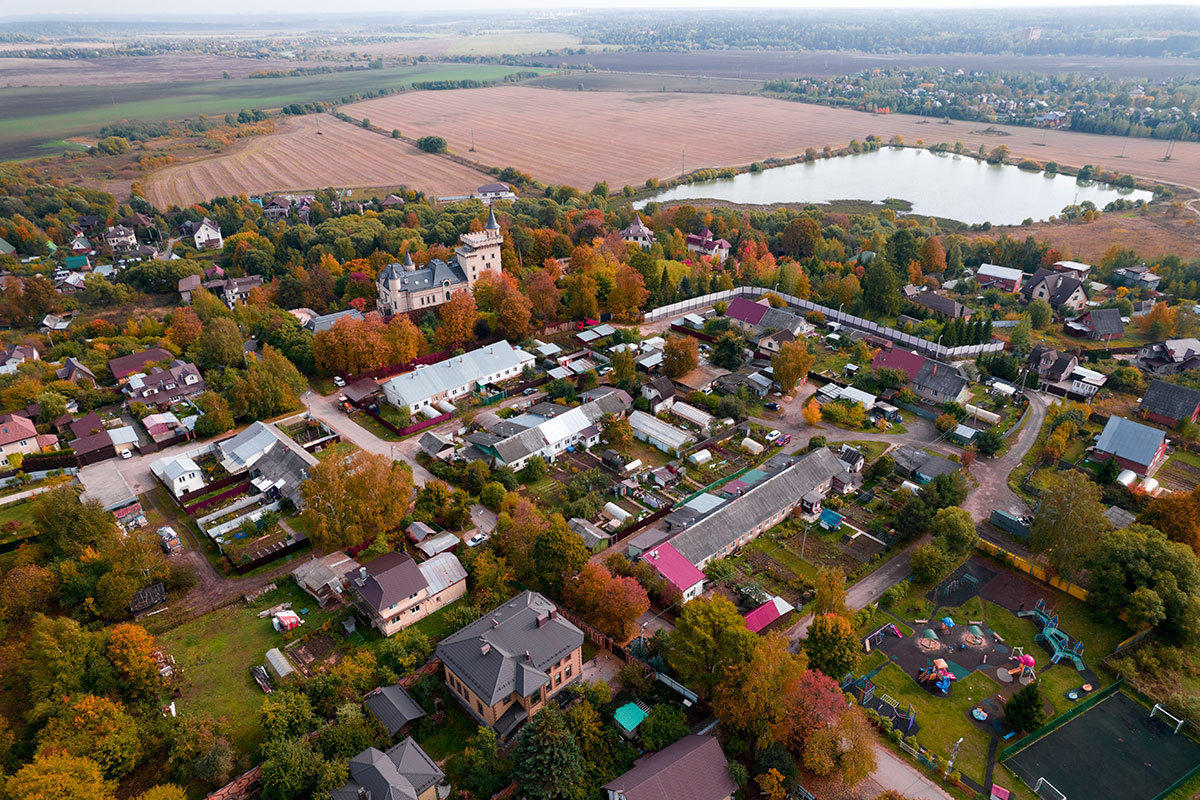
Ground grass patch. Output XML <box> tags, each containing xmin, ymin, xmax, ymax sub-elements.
<box><xmin>415</xmin><ymin>698</ymin><xmax>478</xmax><ymax>761</ymax></box>
<box><xmin>412</xmin><ymin>597</ymin><xmax>469</xmax><ymax>644</ymax></box>
<box><xmin>840</xmin><ymin>439</ymin><xmax>889</xmax><ymax>463</ymax></box>
<box><xmin>0</xmin><ymin>498</ymin><xmax>37</xmax><ymax>541</ymax></box>
<box><xmin>347</xmin><ymin>410</ymin><xmax>403</xmax><ymax>441</ymax></box>
<box><xmin>871</xmin><ymin>662</ymin><xmax>1000</xmax><ymax>789</ymax></box>
<box><xmin>314</xmin><ymin>440</ymin><xmax>359</xmax><ymax>462</ymax></box>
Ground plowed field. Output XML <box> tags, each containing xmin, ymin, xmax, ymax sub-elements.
<box><xmin>344</xmin><ymin>86</ymin><xmax>1200</xmax><ymax>192</ymax></box>
<box><xmin>144</xmin><ymin>114</ymin><xmax>490</xmax><ymax>208</ymax></box>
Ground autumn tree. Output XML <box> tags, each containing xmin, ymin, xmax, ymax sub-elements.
<box><xmin>106</xmin><ymin>624</ymin><xmax>161</xmax><ymax>699</ymax></box>
<box><xmin>260</xmin><ymin>690</ymin><xmax>319</xmax><ymax>743</ymax></box>
<box><xmin>385</xmin><ymin>315</ymin><xmax>425</xmax><ymax>365</ymax></box>
<box><xmin>533</xmin><ymin>516</ymin><xmax>591</xmax><ymax>597</ymax></box>
<box><xmin>713</xmin><ymin>633</ymin><xmax>808</xmax><ymax>749</ymax></box>
<box><xmin>524</xmin><ymin>270</ymin><xmax>562</xmax><ymax>322</ymax></box>
<box><xmin>668</xmin><ymin>594</ymin><xmax>758</xmax><ymax>697</ymax></box>
<box><xmin>609</xmin><ymin>263</ymin><xmax>649</xmax><ymax>321</ymax></box>
<box><xmin>437</xmin><ymin>290</ymin><xmax>478</xmax><ymax>349</ymax></box>
<box><xmin>919</xmin><ymin>236</ymin><xmax>946</xmax><ymax>274</ymax></box>
<box><xmin>38</xmin><ymin>694</ymin><xmax>142</xmax><ymax>778</ymax></box>
<box><xmin>6</xmin><ymin>752</ymin><xmax>115</xmax><ymax>800</ymax></box>
<box><xmin>1031</xmin><ymin>470</ymin><xmax>1107</xmax><ymax>578</ymax></box>
<box><xmin>805</xmin><ymin>613</ymin><xmax>860</xmax><ymax>678</ymax></box>
<box><xmin>811</xmin><ymin>568</ymin><xmax>847</xmax><ymax>617</ymax></box>
<box><xmin>1</xmin><ymin>563</ymin><xmax>56</xmax><ymax>620</ymax></box>
<box><xmin>1138</xmin><ymin>302</ymin><xmax>1177</xmax><ymax>340</ymax></box>
<box><xmin>193</xmin><ymin>391</ymin><xmax>235</xmax><ymax>438</ymax></box>
<box><xmin>167</xmin><ymin>307</ymin><xmax>203</xmax><ymax>349</ymax></box>
<box><xmin>781</xmin><ymin>217</ymin><xmax>822</xmax><ymax>260</ymax></box>
<box><xmin>565</xmin><ymin>563</ymin><xmax>650</xmax><ymax>640</ymax></box>
<box><xmin>801</xmin><ymin>705</ymin><xmax>876</xmax><ymax>786</ymax></box>
<box><xmin>600</xmin><ymin>413</ymin><xmax>634</xmax><ymax>450</ymax></box>
<box><xmin>772</xmin><ymin>339</ymin><xmax>814</xmax><ymax>394</ymax></box>
<box><xmin>228</xmin><ymin>345</ymin><xmax>307</xmax><ymax>421</ymax></box>
<box><xmin>662</xmin><ymin>335</ymin><xmax>698</xmax><ymax>380</ymax></box>
<box><xmin>1139</xmin><ymin>486</ymin><xmax>1200</xmax><ymax>555</ymax></box>
<box><xmin>33</xmin><ymin>486</ymin><xmax>117</xmax><ymax>556</ymax></box>
<box><xmin>498</xmin><ymin>279</ymin><xmax>533</xmax><ymax>339</ymax></box>
<box><xmin>803</xmin><ymin>397</ymin><xmax>822</xmax><ymax>426</ymax></box>
<box><xmin>610</xmin><ymin>347</ymin><xmax>637</xmax><ymax>389</ymax></box>
<box><xmin>194</xmin><ymin>316</ymin><xmax>244</xmax><ymax>368</ymax></box>
<box><xmin>300</xmin><ymin>451</ymin><xmax>414</xmax><ymax>551</ymax></box>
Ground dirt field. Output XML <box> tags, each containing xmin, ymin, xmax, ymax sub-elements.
<box><xmin>316</xmin><ymin>31</ymin><xmax>582</xmax><ymax>58</ymax></box>
<box><xmin>546</xmin><ymin>49</ymin><xmax>1200</xmax><ymax>81</ymax></box>
<box><xmin>965</xmin><ymin>208</ymin><xmax>1200</xmax><ymax>261</ymax></box>
<box><xmin>344</xmin><ymin>85</ymin><xmax>1200</xmax><ymax>191</ymax></box>
<box><xmin>144</xmin><ymin>114</ymin><xmax>492</xmax><ymax>209</ymax></box>
<box><xmin>0</xmin><ymin>54</ymin><xmax>310</xmax><ymax>87</ymax></box>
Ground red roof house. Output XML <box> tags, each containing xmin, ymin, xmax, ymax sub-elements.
<box><xmin>723</xmin><ymin>297</ymin><xmax>768</xmax><ymax>329</ymax></box>
<box><xmin>870</xmin><ymin>347</ymin><xmax>927</xmax><ymax>382</ymax></box>
<box><xmin>743</xmin><ymin>596</ymin><xmax>796</xmax><ymax>633</ymax></box>
<box><xmin>641</xmin><ymin>542</ymin><xmax>705</xmax><ymax>603</ymax></box>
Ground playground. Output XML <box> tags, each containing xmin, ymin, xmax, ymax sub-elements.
<box><xmin>1004</xmin><ymin>689</ymin><xmax>1200</xmax><ymax>800</ymax></box>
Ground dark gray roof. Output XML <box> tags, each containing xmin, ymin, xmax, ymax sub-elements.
<box><xmin>643</xmin><ymin>376</ymin><xmax>676</xmax><ymax>401</ymax></box>
<box><xmin>602</xmin><ymin>735</ymin><xmax>737</xmax><ymax>800</ymax></box>
<box><xmin>331</xmin><ymin>739</ymin><xmax>443</xmax><ymax>800</ymax></box>
<box><xmin>306</xmin><ymin>308</ymin><xmax>364</xmax><ymax>333</ymax></box>
<box><xmin>911</xmin><ymin>292</ymin><xmax>968</xmax><ymax>318</ymax></box>
<box><xmin>350</xmin><ymin>552</ymin><xmax>428</xmax><ymax>613</ymax></box>
<box><xmin>435</xmin><ymin>591</ymin><xmax>583</xmax><ymax>706</ymax></box>
<box><xmin>1139</xmin><ymin>380</ymin><xmax>1200</xmax><ymax>422</ymax></box>
<box><xmin>916</xmin><ymin>454</ymin><xmax>959</xmax><ymax>481</ymax></box>
<box><xmin>418</xmin><ymin>431</ymin><xmax>454</xmax><ymax>457</ymax></box>
<box><xmin>891</xmin><ymin>444</ymin><xmax>927</xmax><ymax>475</ymax></box>
<box><xmin>1025</xmin><ymin>269</ymin><xmax>1085</xmax><ymax>305</ymax></box>
<box><xmin>913</xmin><ymin>358</ymin><xmax>967</xmax><ymax>399</ymax></box>
<box><xmin>379</xmin><ymin>258</ymin><xmax>469</xmax><ymax>295</ymax></box>
<box><xmin>364</xmin><ymin>684</ymin><xmax>427</xmax><ymax>737</ymax></box>
<box><xmin>1096</xmin><ymin>415</ymin><xmax>1165</xmax><ymax>467</ymax></box>
<box><xmin>1081</xmin><ymin>308</ymin><xmax>1124</xmax><ymax>337</ymax></box>
<box><xmin>669</xmin><ymin>448</ymin><xmax>848</xmax><ymax>564</ymax></box>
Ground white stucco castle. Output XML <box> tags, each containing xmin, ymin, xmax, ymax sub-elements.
<box><xmin>376</xmin><ymin>208</ymin><xmax>503</xmax><ymax>316</ymax></box>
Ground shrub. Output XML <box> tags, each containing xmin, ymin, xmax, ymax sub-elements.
<box><xmin>416</xmin><ymin>136</ymin><xmax>447</xmax><ymax>153</ymax></box>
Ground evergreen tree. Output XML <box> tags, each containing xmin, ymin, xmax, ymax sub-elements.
<box><xmin>1004</xmin><ymin>682</ymin><xmax>1045</xmax><ymax>733</ymax></box>
<box><xmin>512</xmin><ymin>707</ymin><xmax>583</xmax><ymax>800</ymax></box>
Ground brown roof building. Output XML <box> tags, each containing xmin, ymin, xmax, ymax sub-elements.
<box><xmin>603</xmin><ymin>735</ymin><xmax>737</xmax><ymax>800</ymax></box>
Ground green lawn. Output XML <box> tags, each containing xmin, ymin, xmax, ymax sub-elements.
<box><xmin>0</xmin><ymin>498</ymin><xmax>37</xmax><ymax>542</ymax></box>
<box><xmin>840</xmin><ymin>439</ymin><xmax>889</xmax><ymax>463</ymax></box>
<box><xmin>158</xmin><ymin>583</ymin><xmax>342</xmax><ymax>756</ymax></box>
<box><xmin>412</xmin><ymin>598</ymin><xmax>469</xmax><ymax>644</ymax></box>
<box><xmin>870</xmin><ymin>662</ymin><xmax>999</xmax><ymax>789</ymax></box>
<box><xmin>415</xmin><ymin>696</ymin><xmax>479</xmax><ymax>761</ymax></box>
<box><xmin>1</xmin><ymin>64</ymin><xmax>552</xmax><ymax>159</ymax></box>
<box><xmin>348</xmin><ymin>410</ymin><xmax>403</xmax><ymax>442</ymax></box>
<box><xmin>315</xmin><ymin>440</ymin><xmax>359</xmax><ymax>462</ymax></box>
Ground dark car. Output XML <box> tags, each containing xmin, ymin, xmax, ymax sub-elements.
<box><xmin>764</xmin><ymin>402</ymin><xmax>780</xmax><ymax>411</ymax></box>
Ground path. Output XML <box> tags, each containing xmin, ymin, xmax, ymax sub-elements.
<box><xmin>0</xmin><ymin>482</ymin><xmax>67</xmax><ymax>506</ymax></box>
<box><xmin>863</xmin><ymin>743</ymin><xmax>955</xmax><ymax>800</ymax></box>
<box><xmin>961</xmin><ymin>389</ymin><xmax>1047</xmax><ymax>522</ymax></box>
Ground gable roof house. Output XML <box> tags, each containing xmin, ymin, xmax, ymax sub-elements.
<box><xmin>1094</xmin><ymin>415</ymin><xmax>1168</xmax><ymax>477</ymax></box>
<box><xmin>911</xmin><ymin>358</ymin><xmax>969</xmax><ymax>405</ymax></box>
<box><xmin>345</xmin><ymin>551</ymin><xmax>468</xmax><ymax>637</ymax></box>
<box><xmin>1138</xmin><ymin>380</ymin><xmax>1200</xmax><ymax>427</ymax></box>
<box><xmin>1067</xmin><ymin>308</ymin><xmax>1124</xmax><ymax>342</ymax></box>
<box><xmin>123</xmin><ymin>361</ymin><xmax>205</xmax><ymax>408</ymax></box>
<box><xmin>291</xmin><ymin>551</ymin><xmax>363</xmax><ymax>605</ymax></box>
<box><xmin>723</xmin><ymin>297</ymin><xmax>768</xmax><ymax>331</ymax></box>
<box><xmin>330</xmin><ymin>740</ymin><xmax>447</xmax><ymax>800</ymax></box>
<box><xmin>216</xmin><ymin>421</ymin><xmax>319</xmax><ymax>506</ymax></box>
<box><xmin>641</xmin><ymin>542</ymin><xmax>706</xmax><ymax>603</ymax></box>
<box><xmin>185</xmin><ymin>217</ymin><xmax>223</xmax><ymax>250</ymax></box>
<box><xmin>909</xmin><ymin>290</ymin><xmax>972</xmax><ymax>319</ymax></box>
<box><xmin>436</xmin><ymin>591</ymin><xmax>584</xmax><ymax>739</ymax></box>
<box><xmin>871</xmin><ymin>347</ymin><xmax>927</xmax><ymax>382</ymax></box>
<box><xmin>976</xmin><ymin>263</ymin><xmax>1024</xmax><ymax>293</ymax></box>
<box><xmin>303</xmin><ymin>308</ymin><xmax>364</xmax><ymax>333</ymax></box>
<box><xmin>103</xmin><ymin>225</ymin><xmax>137</xmax><ymax>252</ymax></box>
<box><xmin>109</xmin><ymin>347</ymin><xmax>174</xmax><ymax>383</ymax></box>
<box><xmin>1112</xmin><ymin>263</ymin><xmax>1162</xmax><ymax>291</ymax></box>
<box><xmin>641</xmin><ymin>375</ymin><xmax>676</xmax><ymax>414</ymax></box>
<box><xmin>0</xmin><ymin>344</ymin><xmax>38</xmax><ymax>375</ymax></box>
<box><xmin>364</xmin><ymin>684</ymin><xmax>427</xmax><ymax>738</ymax></box>
<box><xmin>0</xmin><ymin>413</ymin><xmax>39</xmax><ymax>467</ymax></box>
<box><xmin>1022</xmin><ymin>269</ymin><xmax>1088</xmax><ymax>312</ymax></box>
<box><xmin>1135</xmin><ymin>338</ymin><xmax>1200</xmax><ymax>376</ymax></box>
<box><xmin>464</xmin><ymin>393</ymin><xmax>625</xmax><ymax>471</ymax></box>
<box><xmin>685</xmin><ymin>228</ymin><xmax>731</xmax><ymax>262</ymax></box>
<box><xmin>56</xmin><ymin>357</ymin><xmax>96</xmax><ymax>385</ymax></box>
<box><xmin>474</xmin><ymin>182</ymin><xmax>516</xmax><ymax>204</ymax></box>
<box><xmin>620</xmin><ymin>214</ymin><xmax>655</xmax><ymax>248</ymax></box>
<box><xmin>159</xmin><ymin>455</ymin><xmax>203</xmax><ymax>498</ymax></box>
<box><xmin>603</xmin><ymin>735</ymin><xmax>737</xmax><ymax>800</ymax></box>
<box><xmin>1028</xmin><ymin>345</ymin><xmax>1078</xmax><ymax>384</ymax></box>
<box><xmin>382</xmin><ymin>341</ymin><xmax>535</xmax><ymax>415</ymax></box>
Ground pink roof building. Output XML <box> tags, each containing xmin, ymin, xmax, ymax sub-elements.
<box><xmin>723</xmin><ymin>297</ymin><xmax>769</xmax><ymax>328</ymax></box>
<box><xmin>744</xmin><ymin>596</ymin><xmax>796</xmax><ymax>634</ymax></box>
<box><xmin>642</xmin><ymin>542</ymin><xmax>706</xmax><ymax>603</ymax></box>
<box><xmin>870</xmin><ymin>347</ymin><xmax>928</xmax><ymax>382</ymax></box>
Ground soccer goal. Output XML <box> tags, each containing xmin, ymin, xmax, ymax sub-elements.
<box><xmin>1033</xmin><ymin>776</ymin><xmax>1067</xmax><ymax>800</ymax></box>
<box><xmin>1151</xmin><ymin>703</ymin><xmax>1187</xmax><ymax>734</ymax></box>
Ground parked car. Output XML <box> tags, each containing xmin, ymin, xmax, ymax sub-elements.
<box><xmin>466</xmin><ymin>532</ymin><xmax>491</xmax><ymax>547</ymax></box>
<box><xmin>765</xmin><ymin>429</ymin><xmax>782</xmax><ymax>443</ymax></box>
<box><xmin>332</xmin><ymin>375</ymin><xmax>346</xmax><ymax>387</ymax></box>
<box><xmin>522</xmin><ymin>387</ymin><xmax>538</xmax><ymax>396</ymax></box>
<box><xmin>120</xmin><ymin>449</ymin><xmax>133</xmax><ymax>459</ymax></box>
<box><xmin>775</xmin><ymin>433</ymin><xmax>792</xmax><ymax>447</ymax></box>
<box><xmin>764</xmin><ymin>402</ymin><xmax>780</xmax><ymax>411</ymax></box>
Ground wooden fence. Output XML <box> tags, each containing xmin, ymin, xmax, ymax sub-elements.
<box><xmin>975</xmin><ymin>539</ymin><xmax>1089</xmax><ymax>602</ymax></box>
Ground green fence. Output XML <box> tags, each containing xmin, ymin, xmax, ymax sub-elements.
<box><xmin>1154</xmin><ymin>760</ymin><xmax>1200</xmax><ymax>800</ymax></box>
<box><xmin>1000</xmin><ymin>679</ymin><xmax>1124</xmax><ymax>761</ymax></box>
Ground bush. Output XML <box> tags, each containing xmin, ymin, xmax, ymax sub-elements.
<box><xmin>910</xmin><ymin>544</ymin><xmax>947</xmax><ymax>584</ymax></box>
<box><xmin>416</xmin><ymin>136</ymin><xmax>447</xmax><ymax>153</ymax></box>
<box><xmin>879</xmin><ymin>581</ymin><xmax>909</xmax><ymax>607</ymax></box>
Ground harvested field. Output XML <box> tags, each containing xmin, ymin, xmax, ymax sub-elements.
<box><xmin>0</xmin><ymin>54</ymin><xmax>308</xmax><ymax>87</ymax></box>
<box><xmin>545</xmin><ymin>49</ymin><xmax>1200</xmax><ymax>81</ymax></box>
<box><xmin>344</xmin><ymin>86</ymin><xmax>1200</xmax><ymax>191</ymax></box>
<box><xmin>965</xmin><ymin>208</ymin><xmax>1200</xmax><ymax>261</ymax></box>
<box><xmin>144</xmin><ymin>114</ymin><xmax>490</xmax><ymax>209</ymax></box>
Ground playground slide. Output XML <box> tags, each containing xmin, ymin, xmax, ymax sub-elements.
<box><xmin>890</xmin><ymin>624</ymin><xmax>903</xmax><ymax>638</ymax></box>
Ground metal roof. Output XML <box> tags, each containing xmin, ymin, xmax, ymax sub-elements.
<box><xmin>1139</xmin><ymin>380</ymin><xmax>1200</xmax><ymax>422</ymax></box>
<box><xmin>629</xmin><ymin>410</ymin><xmax>694</xmax><ymax>451</ymax></box>
<box><xmin>382</xmin><ymin>341</ymin><xmax>534</xmax><ymax>410</ymax></box>
<box><xmin>364</xmin><ymin>684</ymin><xmax>427</xmax><ymax>737</ymax></box>
<box><xmin>1096</xmin><ymin>416</ymin><xmax>1165</xmax><ymax>467</ymax></box>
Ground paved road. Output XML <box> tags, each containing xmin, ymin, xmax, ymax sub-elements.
<box><xmin>864</xmin><ymin>743</ymin><xmax>954</xmax><ymax>800</ymax></box>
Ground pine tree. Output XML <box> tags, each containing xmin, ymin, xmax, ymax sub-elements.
<box><xmin>512</xmin><ymin>707</ymin><xmax>583</xmax><ymax>800</ymax></box>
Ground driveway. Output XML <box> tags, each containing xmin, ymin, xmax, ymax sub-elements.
<box><xmin>961</xmin><ymin>390</ymin><xmax>1047</xmax><ymax>521</ymax></box>
<box><xmin>863</xmin><ymin>744</ymin><xmax>954</xmax><ymax>800</ymax></box>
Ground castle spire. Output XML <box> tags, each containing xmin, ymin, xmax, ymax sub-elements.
<box><xmin>403</xmin><ymin>251</ymin><xmax>414</xmax><ymax>268</ymax></box>
<box><xmin>485</xmin><ymin>207</ymin><xmax>500</xmax><ymax>232</ymax></box>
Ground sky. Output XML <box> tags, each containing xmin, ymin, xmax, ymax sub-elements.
<box><xmin>6</xmin><ymin>0</ymin><xmax>1198</xmax><ymax>18</ymax></box>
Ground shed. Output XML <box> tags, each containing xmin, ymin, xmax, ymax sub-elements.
<box><xmin>364</xmin><ymin>684</ymin><xmax>427</xmax><ymax>737</ymax></box>
<box><xmin>603</xmin><ymin>502</ymin><xmax>631</xmax><ymax>523</ymax></box>
<box><xmin>819</xmin><ymin>509</ymin><xmax>844</xmax><ymax>530</ymax></box>
<box><xmin>416</xmin><ymin>532</ymin><xmax>459</xmax><ymax>558</ymax></box>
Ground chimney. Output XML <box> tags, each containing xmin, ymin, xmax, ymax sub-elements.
<box><xmin>931</xmin><ymin>363</ymin><xmax>938</xmax><ymax>376</ymax></box>
<box><xmin>491</xmin><ymin>618</ymin><xmax>500</xmax><ymax>628</ymax></box>
<box><xmin>357</xmin><ymin>567</ymin><xmax>368</xmax><ymax>585</ymax></box>
<box><xmin>537</xmin><ymin>613</ymin><xmax>548</xmax><ymax>628</ymax></box>
<box><xmin>480</xmin><ymin>643</ymin><xmax>491</xmax><ymax>656</ymax></box>
<box><xmin>358</xmin><ymin>787</ymin><xmax>371</xmax><ymax>800</ymax></box>
<box><xmin>549</xmin><ymin>608</ymin><xmax>558</xmax><ymax>620</ymax></box>
<box><xmin>525</xmin><ymin>650</ymin><xmax>532</xmax><ymax>662</ymax></box>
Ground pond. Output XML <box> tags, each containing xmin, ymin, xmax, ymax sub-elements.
<box><xmin>636</xmin><ymin>147</ymin><xmax>1153</xmax><ymax>225</ymax></box>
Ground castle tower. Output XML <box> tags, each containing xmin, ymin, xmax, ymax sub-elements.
<box><xmin>456</xmin><ymin>207</ymin><xmax>503</xmax><ymax>286</ymax></box>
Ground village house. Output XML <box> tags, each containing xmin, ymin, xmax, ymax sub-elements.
<box><xmin>382</xmin><ymin>340</ymin><xmax>535</xmax><ymax>416</ymax></box>
<box><xmin>685</xmin><ymin>228</ymin><xmax>731</xmax><ymax>261</ymax></box>
<box><xmin>436</xmin><ymin>591</ymin><xmax>584</xmax><ymax>739</ymax></box>
<box><xmin>1094</xmin><ymin>415</ymin><xmax>1168</xmax><ymax>476</ymax></box>
<box><xmin>377</xmin><ymin>208</ymin><xmax>503</xmax><ymax>316</ymax></box>
<box><xmin>160</xmin><ymin>456</ymin><xmax>204</xmax><ymax>498</ymax></box>
<box><xmin>641</xmin><ymin>542</ymin><xmax>706</xmax><ymax>603</ymax></box>
<box><xmin>262</xmin><ymin>196</ymin><xmax>292</xmax><ymax>221</ymax></box>
<box><xmin>1028</xmin><ymin>345</ymin><xmax>1078</xmax><ymax>386</ymax></box>
<box><xmin>1111</xmin><ymin>263</ymin><xmax>1162</xmax><ymax>292</ymax></box>
<box><xmin>68</xmin><ymin>232</ymin><xmax>90</xmax><ymax>254</ymax></box>
<box><xmin>976</xmin><ymin>263</ymin><xmax>1024</xmax><ymax>293</ymax></box>
<box><xmin>1135</xmin><ymin>338</ymin><xmax>1200</xmax><ymax>376</ymax></box>
<box><xmin>641</xmin><ymin>375</ymin><xmax>676</xmax><ymax>414</ymax></box>
<box><xmin>123</xmin><ymin>361</ymin><xmax>205</xmax><ymax>408</ymax></box>
<box><xmin>1052</xmin><ymin>260</ymin><xmax>1093</xmax><ymax>279</ymax></box>
<box><xmin>911</xmin><ymin>358</ymin><xmax>970</xmax><ymax>405</ymax></box>
<box><xmin>1067</xmin><ymin>308</ymin><xmax>1125</xmax><ymax>342</ymax></box>
<box><xmin>291</xmin><ymin>552</ymin><xmax>364</xmax><ymax>605</ymax></box>
<box><xmin>1138</xmin><ymin>380</ymin><xmax>1200</xmax><ymax>427</ymax></box>
<box><xmin>345</xmin><ymin>551</ymin><xmax>468</xmax><ymax>637</ymax></box>
<box><xmin>1022</xmin><ymin>268</ymin><xmax>1088</xmax><ymax>312</ymax></box>
<box><xmin>620</xmin><ymin>214</ymin><xmax>655</xmax><ymax>248</ymax></box>
<box><xmin>909</xmin><ymin>290</ymin><xmax>972</xmax><ymax>319</ymax></box>
<box><xmin>0</xmin><ymin>344</ymin><xmax>38</xmax><ymax>375</ymax></box>
<box><xmin>331</xmin><ymin>741</ymin><xmax>448</xmax><ymax>800</ymax></box>
<box><xmin>474</xmin><ymin>182</ymin><xmax>516</xmax><ymax>205</ymax></box>
<box><xmin>103</xmin><ymin>225</ymin><xmax>137</xmax><ymax>252</ymax></box>
<box><xmin>603</xmin><ymin>735</ymin><xmax>737</xmax><ymax>800</ymax></box>
<box><xmin>628</xmin><ymin>410</ymin><xmax>695</xmax><ymax>454</ymax></box>
<box><xmin>108</xmin><ymin>347</ymin><xmax>174</xmax><ymax>384</ymax></box>
<box><xmin>178</xmin><ymin>274</ymin><xmax>264</xmax><ymax>307</ymax></box>
<box><xmin>0</xmin><ymin>414</ymin><xmax>39</xmax><ymax>467</ymax></box>
<box><xmin>56</xmin><ymin>357</ymin><xmax>96</xmax><ymax>386</ymax></box>
<box><xmin>182</xmin><ymin>218</ymin><xmax>223</xmax><ymax>250</ymax></box>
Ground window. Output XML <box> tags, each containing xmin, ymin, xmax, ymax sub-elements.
<box><xmin>476</xmin><ymin>701</ymin><xmax>483</xmax><ymax>714</ymax></box>
<box><xmin>565</xmin><ymin>664</ymin><xmax>572</xmax><ymax>678</ymax></box>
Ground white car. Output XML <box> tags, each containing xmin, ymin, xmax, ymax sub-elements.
<box><xmin>332</xmin><ymin>376</ymin><xmax>346</xmax><ymax>387</ymax></box>
<box><xmin>466</xmin><ymin>532</ymin><xmax>490</xmax><ymax>547</ymax></box>
<box><xmin>765</xmin><ymin>429</ymin><xmax>782</xmax><ymax>443</ymax></box>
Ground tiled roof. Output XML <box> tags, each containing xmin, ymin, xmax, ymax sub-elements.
<box><xmin>602</xmin><ymin>735</ymin><xmax>737</xmax><ymax>800</ymax></box>
<box><xmin>1139</xmin><ymin>380</ymin><xmax>1200</xmax><ymax>422</ymax></box>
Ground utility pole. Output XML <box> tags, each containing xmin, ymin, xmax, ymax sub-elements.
<box><xmin>470</xmin><ymin>128</ymin><xmax>475</xmax><ymax>152</ymax></box>
<box><xmin>681</xmin><ymin>149</ymin><xmax>685</xmax><ymax>177</ymax></box>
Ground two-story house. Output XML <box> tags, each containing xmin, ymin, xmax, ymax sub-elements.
<box><xmin>436</xmin><ymin>591</ymin><xmax>584</xmax><ymax>739</ymax></box>
<box><xmin>603</xmin><ymin>735</ymin><xmax>737</xmax><ymax>800</ymax></box>
<box><xmin>103</xmin><ymin>225</ymin><xmax>137</xmax><ymax>252</ymax></box>
<box><xmin>620</xmin><ymin>214</ymin><xmax>655</xmax><ymax>248</ymax></box>
<box><xmin>346</xmin><ymin>552</ymin><xmax>468</xmax><ymax>637</ymax></box>
<box><xmin>124</xmin><ymin>361</ymin><xmax>205</xmax><ymax>408</ymax></box>
<box><xmin>1021</xmin><ymin>269</ymin><xmax>1088</xmax><ymax>313</ymax></box>
<box><xmin>0</xmin><ymin>413</ymin><xmax>39</xmax><ymax>467</ymax></box>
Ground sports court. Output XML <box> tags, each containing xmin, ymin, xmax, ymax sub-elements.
<box><xmin>1004</xmin><ymin>691</ymin><xmax>1200</xmax><ymax>800</ymax></box>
